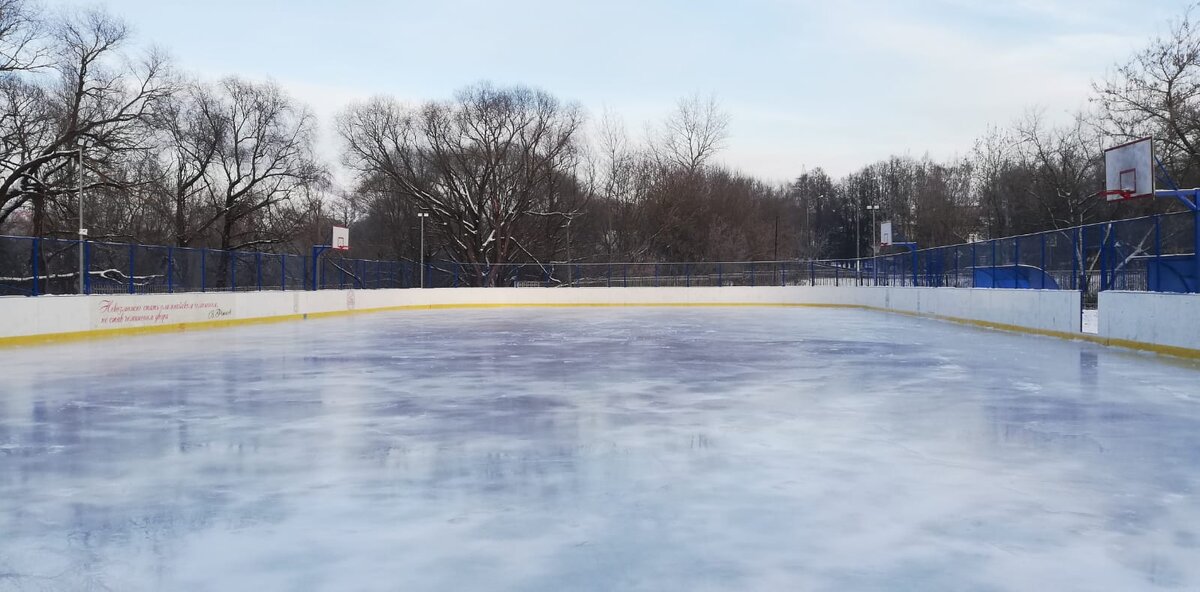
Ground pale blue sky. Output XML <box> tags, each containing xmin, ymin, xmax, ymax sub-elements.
<box><xmin>94</xmin><ymin>0</ymin><xmax>1188</xmax><ymax>181</ymax></box>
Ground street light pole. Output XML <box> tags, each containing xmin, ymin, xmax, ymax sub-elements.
<box><xmin>867</xmin><ymin>205</ymin><xmax>880</xmax><ymax>257</ymax></box>
<box><xmin>855</xmin><ymin>200</ymin><xmax>861</xmax><ymax>269</ymax></box>
<box><xmin>77</xmin><ymin>144</ymin><xmax>85</xmax><ymax>294</ymax></box>
<box><xmin>417</xmin><ymin>212</ymin><xmax>428</xmax><ymax>288</ymax></box>
<box><xmin>866</xmin><ymin>205</ymin><xmax>880</xmax><ymax>286</ymax></box>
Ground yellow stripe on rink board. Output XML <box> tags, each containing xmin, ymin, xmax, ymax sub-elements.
<box><xmin>1</xmin><ymin>300</ymin><xmax>1197</xmax><ymax>361</ymax></box>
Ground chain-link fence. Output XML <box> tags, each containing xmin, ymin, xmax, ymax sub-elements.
<box><xmin>2</xmin><ymin>211</ymin><xmax>1196</xmax><ymax>297</ymax></box>
<box><xmin>0</xmin><ymin>240</ymin><xmax>417</xmax><ymax>296</ymax></box>
<box><xmin>848</xmin><ymin>212</ymin><xmax>1198</xmax><ymax>302</ymax></box>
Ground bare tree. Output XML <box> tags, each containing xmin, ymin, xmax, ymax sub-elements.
<box><xmin>188</xmin><ymin>77</ymin><xmax>323</xmax><ymax>252</ymax></box>
<box><xmin>1015</xmin><ymin>111</ymin><xmax>1105</xmax><ymax>229</ymax></box>
<box><xmin>1094</xmin><ymin>8</ymin><xmax>1200</xmax><ymax>183</ymax></box>
<box><xmin>0</xmin><ymin>0</ymin><xmax>47</xmax><ymax>73</ymax></box>
<box><xmin>338</xmin><ymin>83</ymin><xmax>584</xmax><ymax>286</ymax></box>
<box><xmin>151</xmin><ymin>80</ymin><xmax>224</xmax><ymax>246</ymax></box>
<box><xmin>0</xmin><ymin>9</ymin><xmax>171</xmax><ymax>232</ymax></box>
<box><xmin>652</xmin><ymin>93</ymin><xmax>729</xmax><ymax>174</ymax></box>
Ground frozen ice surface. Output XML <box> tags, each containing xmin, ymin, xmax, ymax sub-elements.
<box><xmin>2</xmin><ymin>307</ymin><xmax>1200</xmax><ymax>591</ymax></box>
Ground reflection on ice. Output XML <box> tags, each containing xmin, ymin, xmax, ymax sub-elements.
<box><xmin>1</xmin><ymin>307</ymin><xmax>1199</xmax><ymax>591</ymax></box>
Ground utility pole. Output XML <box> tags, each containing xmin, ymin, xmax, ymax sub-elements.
<box><xmin>417</xmin><ymin>212</ymin><xmax>428</xmax><ymax>288</ymax></box>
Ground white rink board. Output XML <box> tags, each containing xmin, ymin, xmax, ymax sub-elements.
<box><xmin>1099</xmin><ymin>291</ymin><xmax>1200</xmax><ymax>351</ymax></box>
<box><xmin>1</xmin><ymin>286</ymin><xmax>1081</xmax><ymax>342</ymax></box>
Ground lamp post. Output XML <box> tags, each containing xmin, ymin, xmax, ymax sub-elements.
<box><xmin>866</xmin><ymin>205</ymin><xmax>880</xmax><ymax>256</ymax></box>
<box><xmin>76</xmin><ymin>141</ymin><xmax>86</xmax><ymax>295</ymax></box>
<box><xmin>808</xmin><ymin>194</ymin><xmax>822</xmax><ymax>255</ymax></box>
<box><xmin>566</xmin><ymin>216</ymin><xmax>573</xmax><ymax>286</ymax></box>
<box><xmin>417</xmin><ymin>212</ymin><xmax>429</xmax><ymax>288</ymax></box>
<box><xmin>855</xmin><ymin>198</ymin><xmax>863</xmax><ymax>271</ymax></box>
<box><xmin>866</xmin><ymin>204</ymin><xmax>880</xmax><ymax>286</ymax></box>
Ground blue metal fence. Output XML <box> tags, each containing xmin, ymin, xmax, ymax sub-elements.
<box><xmin>1</xmin><ymin>211</ymin><xmax>1196</xmax><ymax>297</ymax></box>
<box><xmin>0</xmin><ymin>238</ymin><xmax>418</xmax><ymax>297</ymax></box>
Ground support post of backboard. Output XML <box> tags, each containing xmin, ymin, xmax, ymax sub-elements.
<box><xmin>1194</xmin><ymin>205</ymin><xmax>1200</xmax><ymax>293</ymax></box>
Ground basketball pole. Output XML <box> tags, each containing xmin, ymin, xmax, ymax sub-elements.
<box><xmin>1194</xmin><ymin>202</ymin><xmax>1199</xmax><ymax>294</ymax></box>
<box><xmin>1150</xmin><ymin>155</ymin><xmax>1200</xmax><ymax>294</ymax></box>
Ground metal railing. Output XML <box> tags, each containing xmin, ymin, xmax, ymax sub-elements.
<box><xmin>1</xmin><ymin>212</ymin><xmax>1196</xmax><ymax>297</ymax></box>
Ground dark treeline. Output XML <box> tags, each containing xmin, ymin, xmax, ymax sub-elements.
<box><xmin>2</xmin><ymin>0</ymin><xmax>1199</xmax><ymax>285</ymax></box>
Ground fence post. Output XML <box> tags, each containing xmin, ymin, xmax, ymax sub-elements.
<box><xmin>256</xmin><ymin>252</ymin><xmax>263</xmax><ymax>291</ymax></box>
<box><xmin>1100</xmin><ymin>225</ymin><xmax>1108</xmax><ymax>292</ymax></box>
<box><xmin>167</xmin><ymin>246</ymin><xmax>174</xmax><ymax>294</ymax></box>
<box><xmin>83</xmin><ymin>241</ymin><xmax>91</xmax><ymax>295</ymax></box>
<box><xmin>30</xmin><ymin>237</ymin><xmax>39</xmax><ymax>296</ymax></box>
<box><xmin>834</xmin><ymin>263</ymin><xmax>839</xmax><ymax>287</ymax></box>
<box><xmin>718</xmin><ymin>263</ymin><xmax>723</xmax><ymax>287</ymax></box>
<box><xmin>685</xmin><ymin>263</ymin><xmax>690</xmax><ymax>288</ymax></box>
<box><xmin>623</xmin><ymin>264</ymin><xmax>628</xmax><ymax>288</ymax></box>
<box><xmin>310</xmin><ymin>252</ymin><xmax>319</xmax><ymax>291</ymax></box>
<box><xmin>952</xmin><ymin>249</ymin><xmax>958</xmax><ymax>287</ymax></box>
<box><xmin>1039</xmin><ymin>234</ymin><xmax>1046</xmax><ymax>289</ymax></box>
<box><xmin>781</xmin><ymin>263</ymin><xmax>787</xmax><ymax>287</ymax></box>
<box><xmin>750</xmin><ymin>262</ymin><xmax>756</xmax><ymax>287</ymax></box>
<box><xmin>1013</xmin><ymin>238</ymin><xmax>1020</xmax><ymax>288</ymax></box>
<box><xmin>990</xmin><ymin>240</ymin><xmax>996</xmax><ymax>289</ymax></box>
<box><xmin>970</xmin><ymin>242</ymin><xmax>976</xmax><ymax>288</ymax></box>
<box><xmin>607</xmin><ymin>264</ymin><xmax>612</xmax><ymax>288</ymax></box>
<box><xmin>128</xmin><ymin>242</ymin><xmax>135</xmax><ymax>294</ymax></box>
<box><xmin>201</xmin><ymin>249</ymin><xmax>207</xmax><ymax>292</ymax></box>
<box><xmin>654</xmin><ymin>263</ymin><xmax>659</xmax><ymax>287</ymax></box>
<box><xmin>1154</xmin><ymin>215</ymin><xmax>1162</xmax><ymax>293</ymax></box>
<box><xmin>809</xmin><ymin>261</ymin><xmax>814</xmax><ymax>286</ymax></box>
<box><xmin>230</xmin><ymin>252</ymin><xmax>237</xmax><ymax>292</ymax></box>
<box><xmin>1077</xmin><ymin>226</ymin><xmax>1084</xmax><ymax>294</ymax></box>
<box><xmin>282</xmin><ymin>255</ymin><xmax>287</xmax><ymax>291</ymax></box>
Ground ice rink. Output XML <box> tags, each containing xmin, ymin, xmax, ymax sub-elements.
<box><xmin>2</xmin><ymin>307</ymin><xmax>1199</xmax><ymax>591</ymax></box>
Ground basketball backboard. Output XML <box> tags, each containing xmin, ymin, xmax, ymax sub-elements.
<box><xmin>1103</xmin><ymin>138</ymin><xmax>1154</xmax><ymax>201</ymax></box>
<box><xmin>880</xmin><ymin>221</ymin><xmax>893</xmax><ymax>246</ymax></box>
<box><xmin>332</xmin><ymin>225</ymin><xmax>350</xmax><ymax>250</ymax></box>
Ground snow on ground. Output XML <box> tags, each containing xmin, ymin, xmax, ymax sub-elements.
<box><xmin>1</xmin><ymin>308</ymin><xmax>1198</xmax><ymax>591</ymax></box>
